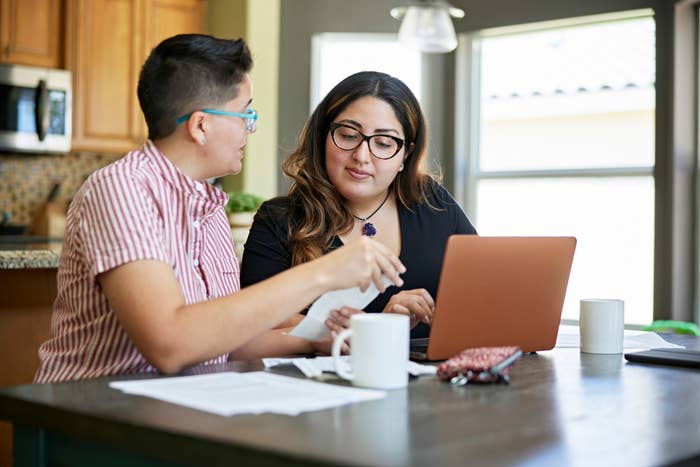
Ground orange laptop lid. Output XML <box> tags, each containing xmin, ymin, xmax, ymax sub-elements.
<box><xmin>424</xmin><ymin>236</ymin><xmax>577</xmax><ymax>360</ymax></box>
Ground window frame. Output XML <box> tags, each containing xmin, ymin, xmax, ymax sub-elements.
<box><xmin>453</xmin><ymin>6</ymin><xmax>699</xmax><ymax>324</ymax></box>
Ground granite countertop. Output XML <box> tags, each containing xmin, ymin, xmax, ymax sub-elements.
<box><xmin>0</xmin><ymin>250</ymin><xmax>60</xmax><ymax>269</ymax></box>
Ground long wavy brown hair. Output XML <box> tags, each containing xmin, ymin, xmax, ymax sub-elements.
<box><xmin>283</xmin><ymin>71</ymin><xmax>436</xmax><ymax>265</ymax></box>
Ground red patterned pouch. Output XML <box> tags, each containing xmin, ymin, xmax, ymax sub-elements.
<box><xmin>437</xmin><ymin>346</ymin><xmax>522</xmax><ymax>385</ymax></box>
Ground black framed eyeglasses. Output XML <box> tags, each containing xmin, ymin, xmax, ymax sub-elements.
<box><xmin>329</xmin><ymin>123</ymin><xmax>407</xmax><ymax>160</ymax></box>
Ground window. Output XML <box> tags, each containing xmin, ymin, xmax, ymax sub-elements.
<box><xmin>461</xmin><ymin>14</ymin><xmax>656</xmax><ymax>325</ymax></box>
<box><xmin>310</xmin><ymin>33</ymin><xmax>422</xmax><ymax>110</ymax></box>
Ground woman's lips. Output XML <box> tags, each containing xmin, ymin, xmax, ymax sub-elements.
<box><xmin>347</xmin><ymin>168</ymin><xmax>371</xmax><ymax>180</ymax></box>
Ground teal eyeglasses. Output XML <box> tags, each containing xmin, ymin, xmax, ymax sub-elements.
<box><xmin>176</xmin><ymin>108</ymin><xmax>258</xmax><ymax>132</ymax></box>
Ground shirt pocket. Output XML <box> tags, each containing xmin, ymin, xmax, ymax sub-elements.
<box><xmin>208</xmin><ymin>253</ymin><xmax>240</xmax><ymax>296</ymax></box>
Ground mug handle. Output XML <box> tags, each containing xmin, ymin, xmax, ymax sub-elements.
<box><xmin>331</xmin><ymin>328</ymin><xmax>354</xmax><ymax>381</ymax></box>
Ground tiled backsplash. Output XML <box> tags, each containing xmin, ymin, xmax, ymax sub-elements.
<box><xmin>0</xmin><ymin>152</ymin><xmax>120</xmax><ymax>226</ymax></box>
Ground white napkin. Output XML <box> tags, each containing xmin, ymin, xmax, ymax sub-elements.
<box><xmin>263</xmin><ymin>356</ymin><xmax>437</xmax><ymax>378</ymax></box>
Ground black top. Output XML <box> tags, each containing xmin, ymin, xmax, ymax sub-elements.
<box><xmin>240</xmin><ymin>183</ymin><xmax>477</xmax><ymax>338</ymax></box>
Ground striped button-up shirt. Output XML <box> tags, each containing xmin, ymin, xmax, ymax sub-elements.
<box><xmin>36</xmin><ymin>141</ymin><xmax>240</xmax><ymax>383</ymax></box>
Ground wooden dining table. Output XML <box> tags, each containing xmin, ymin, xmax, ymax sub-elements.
<box><xmin>1</xmin><ymin>335</ymin><xmax>699</xmax><ymax>467</ymax></box>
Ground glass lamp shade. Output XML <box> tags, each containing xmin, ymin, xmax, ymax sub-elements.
<box><xmin>397</xmin><ymin>5</ymin><xmax>458</xmax><ymax>53</ymax></box>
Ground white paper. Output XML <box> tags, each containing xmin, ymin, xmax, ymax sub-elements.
<box><xmin>262</xmin><ymin>356</ymin><xmax>437</xmax><ymax>378</ymax></box>
<box><xmin>555</xmin><ymin>324</ymin><xmax>683</xmax><ymax>350</ymax></box>
<box><xmin>290</xmin><ymin>275</ymin><xmax>394</xmax><ymax>340</ymax></box>
<box><xmin>109</xmin><ymin>371</ymin><xmax>385</xmax><ymax>416</ymax></box>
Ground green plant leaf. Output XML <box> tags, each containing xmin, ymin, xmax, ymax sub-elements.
<box><xmin>226</xmin><ymin>192</ymin><xmax>264</xmax><ymax>213</ymax></box>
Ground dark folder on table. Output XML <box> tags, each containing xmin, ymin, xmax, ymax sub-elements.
<box><xmin>624</xmin><ymin>348</ymin><xmax>700</xmax><ymax>369</ymax></box>
<box><xmin>410</xmin><ymin>235</ymin><xmax>577</xmax><ymax>361</ymax></box>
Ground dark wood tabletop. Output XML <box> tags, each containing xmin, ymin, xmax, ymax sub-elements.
<box><xmin>1</xmin><ymin>337</ymin><xmax>699</xmax><ymax>467</ymax></box>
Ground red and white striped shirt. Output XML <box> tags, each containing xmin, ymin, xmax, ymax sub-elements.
<box><xmin>35</xmin><ymin>141</ymin><xmax>240</xmax><ymax>383</ymax></box>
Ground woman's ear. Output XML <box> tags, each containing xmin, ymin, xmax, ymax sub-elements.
<box><xmin>406</xmin><ymin>142</ymin><xmax>415</xmax><ymax>157</ymax></box>
<box><xmin>399</xmin><ymin>143</ymin><xmax>414</xmax><ymax>170</ymax></box>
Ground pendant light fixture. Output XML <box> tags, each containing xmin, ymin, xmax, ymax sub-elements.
<box><xmin>390</xmin><ymin>1</ymin><xmax>465</xmax><ymax>53</ymax></box>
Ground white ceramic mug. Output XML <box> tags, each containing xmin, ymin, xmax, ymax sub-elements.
<box><xmin>579</xmin><ymin>299</ymin><xmax>625</xmax><ymax>354</ymax></box>
<box><xmin>331</xmin><ymin>314</ymin><xmax>409</xmax><ymax>390</ymax></box>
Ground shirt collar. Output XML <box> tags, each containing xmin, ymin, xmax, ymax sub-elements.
<box><xmin>141</xmin><ymin>140</ymin><xmax>228</xmax><ymax>207</ymax></box>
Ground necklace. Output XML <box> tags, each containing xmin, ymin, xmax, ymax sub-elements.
<box><xmin>351</xmin><ymin>191</ymin><xmax>391</xmax><ymax>237</ymax></box>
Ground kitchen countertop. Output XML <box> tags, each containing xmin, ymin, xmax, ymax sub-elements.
<box><xmin>0</xmin><ymin>249</ymin><xmax>60</xmax><ymax>269</ymax></box>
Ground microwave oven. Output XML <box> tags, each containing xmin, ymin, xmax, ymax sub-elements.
<box><xmin>0</xmin><ymin>64</ymin><xmax>72</xmax><ymax>154</ymax></box>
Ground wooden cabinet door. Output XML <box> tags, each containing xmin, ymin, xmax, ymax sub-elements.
<box><xmin>144</xmin><ymin>0</ymin><xmax>205</xmax><ymax>52</ymax></box>
<box><xmin>66</xmin><ymin>0</ymin><xmax>145</xmax><ymax>154</ymax></box>
<box><xmin>0</xmin><ymin>0</ymin><xmax>63</xmax><ymax>68</ymax></box>
<box><xmin>66</xmin><ymin>0</ymin><xmax>205</xmax><ymax>154</ymax></box>
<box><xmin>137</xmin><ymin>0</ymin><xmax>205</xmax><ymax>139</ymax></box>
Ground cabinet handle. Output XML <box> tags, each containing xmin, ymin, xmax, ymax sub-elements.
<box><xmin>4</xmin><ymin>45</ymin><xmax>9</xmax><ymax>57</ymax></box>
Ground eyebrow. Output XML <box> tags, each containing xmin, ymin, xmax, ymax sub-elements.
<box><xmin>338</xmin><ymin>118</ymin><xmax>400</xmax><ymax>136</ymax></box>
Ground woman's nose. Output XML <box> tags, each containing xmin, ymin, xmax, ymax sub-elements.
<box><xmin>352</xmin><ymin>140</ymin><xmax>372</xmax><ymax>162</ymax></box>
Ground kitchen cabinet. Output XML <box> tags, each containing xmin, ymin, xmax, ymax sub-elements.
<box><xmin>144</xmin><ymin>0</ymin><xmax>206</xmax><ymax>55</ymax></box>
<box><xmin>67</xmin><ymin>0</ymin><xmax>205</xmax><ymax>154</ymax></box>
<box><xmin>0</xmin><ymin>265</ymin><xmax>57</xmax><ymax>467</ymax></box>
<box><xmin>0</xmin><ymin>0</ymin><xmax>63</xmax><ymax>68</ymax></box>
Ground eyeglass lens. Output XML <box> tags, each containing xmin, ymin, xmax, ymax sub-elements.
<box><xmin>331</xmin><ymin>125</ymin><xmax>400</xmax><ymax>159</ymax></box>
<box><xmin>244</xmin><ymin>110</ymin><xmax>257</xmax><ymax>132</ymax></box>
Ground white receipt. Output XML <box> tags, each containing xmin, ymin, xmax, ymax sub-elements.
<box><xmin>290</xmin><ymin>275</ymin><xmax>394</xmax><ymax>341</ymax></box>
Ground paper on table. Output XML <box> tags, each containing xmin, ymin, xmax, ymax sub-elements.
<box><xmin>290</xmin><ymin>275</ymin><xmax>394</xmax><ymax>341</ymax></box>
<box><xmin>109</xmin><ymin>371</ymin><xmax>385</xmax><ymax>416</ymax></box>
<box><xmin>556</xmin><ymin>324</ymin><xmax>683</xmax><ymax>350</ymax></box>
<box><xmin>262</xmin><ymin>356</ymin><xmax>437</xmax><ymax>378</ymax></box>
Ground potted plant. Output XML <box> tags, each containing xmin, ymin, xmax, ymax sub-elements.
<box><xmin>226</xmin><ymin>192</ymin><xmax>264</xmax><ymax>227</ymax></box>
<box><xmin>226</xmin><ymin>192</ymin><xmax>264</xmax><ymax>261</ymax></box>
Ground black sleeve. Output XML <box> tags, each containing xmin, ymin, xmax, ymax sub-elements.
<box><xmin>240</xmin><ymin>198</ymin><xmax>292</xmax><ymax>288</ymax></box>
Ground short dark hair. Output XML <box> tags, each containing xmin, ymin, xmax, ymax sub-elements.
<box><xmin>137</xmin><ymin>34</ymin><xmax>253</xmax><ymax>140</ymax></box>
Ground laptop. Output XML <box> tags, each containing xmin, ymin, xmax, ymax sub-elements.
<box><xmin>410</xmin><ymin>236</ymin><xmax>577</xmax><ymax>361</ymax></box>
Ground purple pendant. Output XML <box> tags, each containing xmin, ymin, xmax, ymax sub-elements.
<box><xmin>363</xmin><ymin>222</ymin><xmax>377</xmax><ymax>236</ymax></box>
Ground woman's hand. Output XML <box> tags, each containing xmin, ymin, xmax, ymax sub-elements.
<box><xmin>325</xmin><ymin>307</ymin><xmax>365</xmax><ymax>334</ymax></box>
<box><xmin>309</xmin><ymin>307</ymin><xmax>364</xmax><ymax>355</ymax></box>
<box><xmin>382</xmin><ymin>288</ymin><xmax>434</xmax><ymax>329</ymax></box>
<box><xmin>310</xmin><ymin>329</ymin><xmax>350</xmax><ymax>355</ymax></box>
<box><xmin>314</xmin><ymin>236</ymin><xmax>405</xmax><ymax>293</ymax></box>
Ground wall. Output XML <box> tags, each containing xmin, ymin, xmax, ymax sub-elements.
<box><xmin>208</xmin><ymin>0</ymin><xmax>280</xmax><ymax>201</ymax></box>
<box><xmin>241</xmin><ymin>0</ymin><xmax>280</xmax><ymax>200</ymax></box>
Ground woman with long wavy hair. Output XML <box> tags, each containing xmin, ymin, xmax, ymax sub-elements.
<box><xmin>241</xmin><ymin>71</ymin><xmax>476</xmax><ymax>339</ymax></box>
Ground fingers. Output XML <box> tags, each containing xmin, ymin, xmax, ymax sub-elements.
<box><xmin>415</xmin><ymin>288</ymin><xmax>435</xmax><ymax>310</ymax></box>
<box><xmin>325</xmin><ymin>317</ymin><xmax>343</xmax><ymax>334</ymax></box>
<box><xmin>323</xmin><ymin>237</ymin><xmax>406</xmax><ymax>292</ymax></box>
<box><xmin>371</xmin><ymin>262</ymin><xmax>385</xmax><ymax>293</ymax></box>
<box><xmin>412</xmin><ymin>295</ymin><xmax>433</xmax><ymax>324</ymax></box>
<box><xmin>325</xmin><ymin>307</ymin><xmax>364</xmax><ymax>333</ymax></box>
<box><xmin>327</xmin><ymin>308</ymin><xmax>350</xmax><ymax>330</ymax></box>
<box><xmin>329</xmin><ymin>330</ymin><xmax>351</xmax><ymax>355</ymax></box>
<box><xmin>387</xmin><ymin>303</ymin><xmax>419</xmax><ymax>328</ymax></box>
<box><xmin>369</xmin><ymin>240</ymin><xmax>405</xmax><ymax>288</ymax></box>
<box><xmin>383</xmin><ymin>289</ymin><xmax>435</xmax><ymax>326</ymax></box>
<box><xmin>388</xmin><ymin>303</ymin><xmax>410</xmax><ymax>317</ymax></box>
